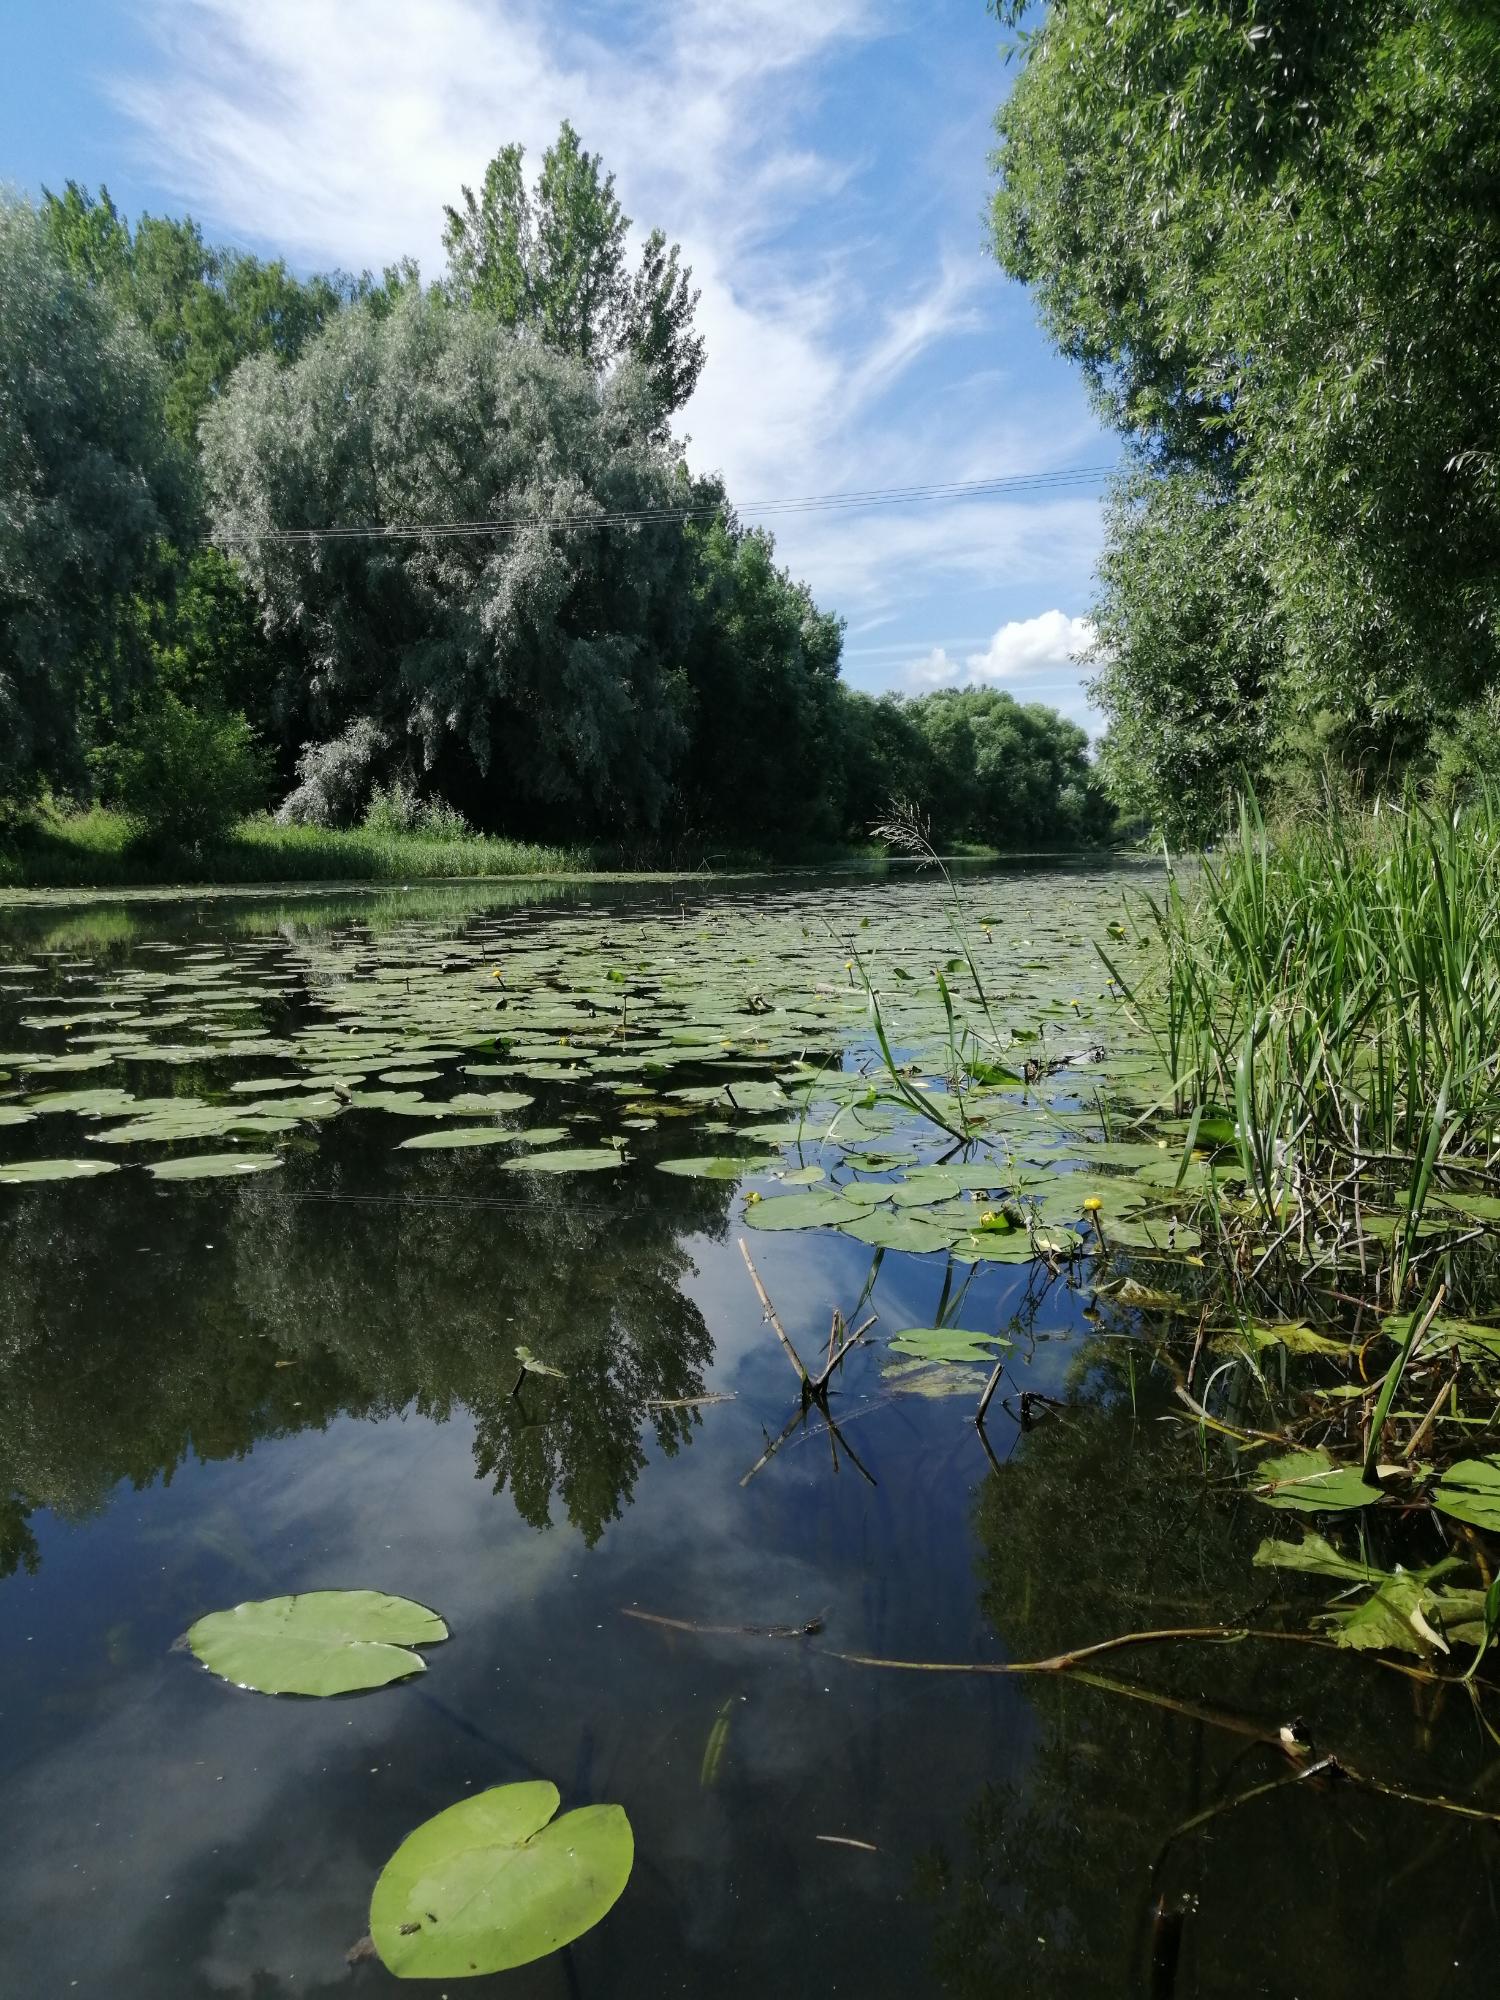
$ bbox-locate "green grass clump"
[1112,790,1500,1294]
[0,807,585,888]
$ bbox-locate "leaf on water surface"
[500,1147,625,1174]
[1238,1321,1354,1357]
[147,1153,285,1180]
[396,1127,521,1150]
[838,1208,954,1254]
[1433,1459,1500,1532]
[1253,1448,1381,1512]
[1254,1534,1484,1656]
[888,1327,1012,1363]
[186,1589,448,1696]
[444,1090,535,1114]
[370,1780,633,1979]
[743,1188,877,1232]
[0,1156,121,1183]
[654,1155,782,1179]
[1383,1313,1500,1360]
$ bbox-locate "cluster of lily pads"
[184,1588,632,1979]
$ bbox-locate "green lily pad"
[396,1127,520,1151]
[0,1156,121,1184]
[186,1589,448,1695]
[655,1155,782,1179]
[501,1148,626,1174]
[147,1153,285,1180]
[1253,1449,1381,1512]
[888,1327,1011,1363]
[370,1780,633,1979]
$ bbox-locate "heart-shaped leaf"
[370,1780,633,1978]
[185,1589,447,1695]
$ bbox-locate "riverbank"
[0,804,1090,894]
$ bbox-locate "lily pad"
[396,1127,520,1151]
[888,1327,1011,1363]
[0,1157,120,1184]
[370,1780,633,1979]
[147,1153,285,1180]
[655,1154,782,1179]
[501,1148,626,1174]
[186,1589,448,1695]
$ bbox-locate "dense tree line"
[991,0,1500,838]
[1,124,1111,858]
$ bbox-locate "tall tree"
[42,182,347,441]
[990,0,1500,816]
[442,122,705,425]
[0,196,187,802]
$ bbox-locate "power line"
[210,464,1113,547]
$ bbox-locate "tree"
[443,122,705,426]
[201,289,713,835]
[0,195,187,802]
[902,688,1110,848]
[990,0,1500,817]
[42,182,347,441]
[678,516,848,849]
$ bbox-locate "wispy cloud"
[893,609,1100,727]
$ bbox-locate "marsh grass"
[0,806,586,888]
[1106,790,1500,1300]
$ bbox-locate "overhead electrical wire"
[211,463,1114,547]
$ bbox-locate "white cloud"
[965,608,1097,682]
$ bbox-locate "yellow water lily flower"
[1082,1195,1103,1213]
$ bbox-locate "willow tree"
[200,288,714,834]
[0,195,186,802]
[991,0,1500,823]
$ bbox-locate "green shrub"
[103,694,270,849]
[363,780,471,841]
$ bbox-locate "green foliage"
[0,194,187,800]
[443,121,705,424]
[992,0,1500,821]
[101,691,270,850]
[363,780,472,841]
[42,181,348,442]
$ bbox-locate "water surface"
[1,865,1496,1998]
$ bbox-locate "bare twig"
[738,1237,810,1385]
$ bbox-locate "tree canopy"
[443,122,705,426]
[0,197,187,800]
[991,0,1500,832]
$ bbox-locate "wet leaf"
[888,1327,1011,1363]
[0,1156,120,1183]
[186,1589,448,1695]
[1433,1458,1500,1532]
[369,1781,633,1978]
[147,1153,285,1180]
[1253,1449,1381,1512]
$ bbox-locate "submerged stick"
[738,1237,811,1385]
[975,1361,1004,1428]
[621,1605,824,1640]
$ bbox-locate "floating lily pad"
[501,1148,626,1174]
[397,1127,520,1151]
[0,1157,121,1183]
[186,1589,448,1695]
[655,1154,782,1179]
[888,1327,1011,1363]
[370,1780,633,1978]
[147,1153,285,1180]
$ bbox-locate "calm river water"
[1,866,1496,1997]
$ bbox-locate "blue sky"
[2,0,1115,726]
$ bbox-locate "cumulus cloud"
[893,609,1100,727]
